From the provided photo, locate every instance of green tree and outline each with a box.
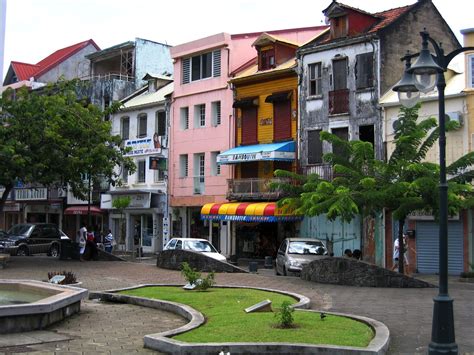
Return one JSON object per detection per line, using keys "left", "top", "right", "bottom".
{"left": 276, "top": 104, "right": 474, "bottom": 274}
{"left": 112, "top": 196, "right": 131, "bottom": 247}
{"left": 0, "top": 80, "right": 136, "bottom": 213}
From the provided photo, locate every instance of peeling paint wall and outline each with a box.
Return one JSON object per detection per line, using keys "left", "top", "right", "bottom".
{"left": 134, "top": 38, "right": 173, "bottom": 88}
{"left": 89, "top": 39, "right": 172, "bottom": 109}
{"left": 299, "top": 39, "right": 382, "bottom": 162}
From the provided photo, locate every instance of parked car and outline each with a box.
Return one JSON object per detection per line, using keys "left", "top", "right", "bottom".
{"left": 0, "top": 223, "right": 63, "bottom": 257}
{"left": 164, "top": 238, "right": 227, "bottom": 262}
{"left": 275, "top": 238, "right": 327, "bottom": 276}
{"left": 0, "top": 230, "right": 7, "bottom": 239}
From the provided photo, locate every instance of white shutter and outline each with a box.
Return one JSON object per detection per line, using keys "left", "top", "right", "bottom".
{"left": 213, "top": 50, "right": 221, "bottom": 77}
{"left": 182, "top": 57, "right": 190, "bottom": 84}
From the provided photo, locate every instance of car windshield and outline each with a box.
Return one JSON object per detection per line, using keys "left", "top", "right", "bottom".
{"left": 288, "top": 241, "right": 325, "bottom": 255}
{"left": 7, "top": 224, "right": 33, "bottom": 236}
{"left": 184, "top": 240, "right": 217, "bottom": 253}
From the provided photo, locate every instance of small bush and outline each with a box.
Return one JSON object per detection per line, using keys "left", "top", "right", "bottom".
{"left": 181, "top": 262, "right": 201, "bottom": 285}
{"left": 274, "top": 300, "right": 294, "bottom": 328}
{"left": 181, "top": 262, "right": 215, "bottom": 291}
{"left": 196, "top": 271, "right": 215, "bottom": 291}
{"left": 48, "top": 270, "right": 77, "bottom": 284}
{"left": 460, "top": 271, "right": 474, "bottom": 278}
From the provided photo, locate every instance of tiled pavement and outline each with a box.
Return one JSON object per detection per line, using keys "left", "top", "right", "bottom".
{"left": 1, "top": 256, "right": 473, "bottom": 354}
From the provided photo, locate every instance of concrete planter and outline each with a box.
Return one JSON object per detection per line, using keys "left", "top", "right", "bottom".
{"left": 91, "top": 284, "right": 390, "bottom": 354}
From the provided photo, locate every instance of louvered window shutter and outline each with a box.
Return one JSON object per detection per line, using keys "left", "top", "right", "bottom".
{"left": 213, "top": 50, "right": 221, "bottom": 77}
{"left": 182, "top": 58, "right": 190, "bottom": 84}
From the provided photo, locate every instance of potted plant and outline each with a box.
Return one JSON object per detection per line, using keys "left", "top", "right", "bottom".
{"left": 47, "top": 270, "right": 81, "bottom": 286}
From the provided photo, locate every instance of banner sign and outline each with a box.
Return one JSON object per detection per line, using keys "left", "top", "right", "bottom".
{"left": 124, "top": 136, "right": 162, "bottom": 156}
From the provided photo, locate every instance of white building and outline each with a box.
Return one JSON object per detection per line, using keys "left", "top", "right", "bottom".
{"left": 104, "top": 74, "right": 173, "bottom": 253}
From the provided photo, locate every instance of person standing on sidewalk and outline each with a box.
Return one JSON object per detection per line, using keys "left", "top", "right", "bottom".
{"left": 77, "top": 224, "right": 87, "bottom": 261}
{"left": 104, "top": 229, "right": 115, "bottom": 254}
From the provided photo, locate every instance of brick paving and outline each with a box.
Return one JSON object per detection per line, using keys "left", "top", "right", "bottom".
{"left": 1, "top": 256, "right": 473, "bottom": 354}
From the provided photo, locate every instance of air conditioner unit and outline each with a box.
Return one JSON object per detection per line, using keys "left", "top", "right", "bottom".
{"left": 445, "top": 111, "right": 463, "bottom": 127}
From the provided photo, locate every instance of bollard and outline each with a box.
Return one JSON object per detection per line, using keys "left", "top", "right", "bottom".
{"left": 264, "top": 256, "right": 273, "bottom": 269}
{"left": 248, "top": 261, "right": 258, "bottom": 273}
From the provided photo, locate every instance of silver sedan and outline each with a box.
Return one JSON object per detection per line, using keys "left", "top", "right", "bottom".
{"left": 275, "top": 238, "right": 327, "bottom": 276}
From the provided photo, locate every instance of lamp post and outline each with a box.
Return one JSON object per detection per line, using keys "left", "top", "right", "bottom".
{"left": 393, "top": 29, "right": 474, "bottom": 355}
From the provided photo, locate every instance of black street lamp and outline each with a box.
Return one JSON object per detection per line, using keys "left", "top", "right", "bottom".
{"left": 393, "top": 29, "right": 474, "bottom": 355}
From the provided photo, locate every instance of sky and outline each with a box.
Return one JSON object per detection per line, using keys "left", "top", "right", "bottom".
{"left": 2, "top": 0, "right": 473, "bottom": 81}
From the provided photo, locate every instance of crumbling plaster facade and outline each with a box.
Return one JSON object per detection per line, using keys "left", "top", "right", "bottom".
{"left": 298, "top": 39, "right": 382, "bottom": 161}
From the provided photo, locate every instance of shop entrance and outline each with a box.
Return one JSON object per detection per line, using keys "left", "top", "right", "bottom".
{"left": 236, "top": 222, "right": 279, "bottom": 259}
{"left": 131, "top": 214, "right": 154, "bottom": 254}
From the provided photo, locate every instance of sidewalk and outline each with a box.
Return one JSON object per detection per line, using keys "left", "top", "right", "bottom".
{"left": 1, "top": 256, "right": 473, "bottom": 354}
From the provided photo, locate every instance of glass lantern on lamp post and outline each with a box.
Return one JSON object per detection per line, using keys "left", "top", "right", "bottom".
{"left": 392, "top": 53, "right": 420, "bottom": 108}
{"left": 393, "top": 29, "right": 474, "bottom": 355}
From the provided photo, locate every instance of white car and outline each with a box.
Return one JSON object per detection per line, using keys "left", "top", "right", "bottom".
{"left": 164, "top": 238, "right": 227, "bottom": 262}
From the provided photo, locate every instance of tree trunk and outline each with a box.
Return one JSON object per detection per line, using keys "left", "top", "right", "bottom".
{"left": 397, "top": 219, "right": 405, "bottom": 275}
{"left": 0, "top": 183, "right": 13, "bottom": 214}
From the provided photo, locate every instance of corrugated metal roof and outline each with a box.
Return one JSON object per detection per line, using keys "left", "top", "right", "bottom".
{"left": 10, "top": 39, "right": 99, "bottom": 81}
{"left": 34, "top": 39, "right": 99, "bottom": 77}
{"left": 231, "top": 58, "right": 297, "bottom": 82}
{"left": 11, "top": 61, "right": 39, "bottom": 81}
{"left": 121, "top": 82, "right": 173, "bottom": 110}
{"left": 252, "top": 32, "right": 300, "bottom": 48}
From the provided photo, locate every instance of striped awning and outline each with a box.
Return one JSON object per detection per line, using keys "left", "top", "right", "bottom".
{"left": 201, "top": 202, "right": 302, "bottom": 223}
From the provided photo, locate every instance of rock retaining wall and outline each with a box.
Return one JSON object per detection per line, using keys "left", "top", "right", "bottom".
{"left": 301, "top": 257, "right": 435, "bottom": 288}
{"left": 156, "top": 250, "right": 247, "bottom": 273}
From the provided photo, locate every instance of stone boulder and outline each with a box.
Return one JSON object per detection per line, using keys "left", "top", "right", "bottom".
{"left": 156, "top": 249, "right": 247, "bottom": 273}
{"left": 301, "top": 257, "right": 435, "bottom": 288}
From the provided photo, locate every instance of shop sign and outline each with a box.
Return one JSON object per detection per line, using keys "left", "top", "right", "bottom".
{"left": 100, "top": 194, "right": 112, "bottom": 209}
{"left": 124, "top": 137, "right": 162, "bottom": 156}
{"left": 15, "top": 188, "right": 47, "bottom": 201}
{"left": 408, "top": 210, "right": 459, "bottom": 220}
{"left": 2, "top": 203, "right": 20, "bottom": 212}
{"left": 218, "top": 151, "right": 295, "bottom": 164}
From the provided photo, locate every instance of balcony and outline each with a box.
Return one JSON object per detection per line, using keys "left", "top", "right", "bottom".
{"left": 193, "top": 176, "right": 205, "bottom": 195}
{"left": 301, "top": 164, "right": 333, "bottom": 181}
{"left": 227, "top": 178, "right": 292, "bottom": 201}
{"left": 329, "top": 89, "right": 349, "bottom": 115}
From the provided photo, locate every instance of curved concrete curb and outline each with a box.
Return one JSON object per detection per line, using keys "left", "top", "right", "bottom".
{"left": 91, "top": 284, "right": 389, "bottom": 354}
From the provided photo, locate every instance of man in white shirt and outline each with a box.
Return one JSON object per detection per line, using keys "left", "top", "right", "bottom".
{"left": 77, "top": 224, "right": 87, "bottom": 261}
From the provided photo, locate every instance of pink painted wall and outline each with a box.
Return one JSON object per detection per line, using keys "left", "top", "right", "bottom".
{"left": 169, "top": 26, "right": 328, "bottom": 205}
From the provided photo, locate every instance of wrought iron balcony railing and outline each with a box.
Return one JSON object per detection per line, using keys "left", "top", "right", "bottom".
{"left": 227, "top": 177, "right": 293, "bottom": 201}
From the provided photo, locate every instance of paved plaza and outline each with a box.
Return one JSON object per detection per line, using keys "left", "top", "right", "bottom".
{"left": 1, "top": 256, "right": 473, "bottom": 354}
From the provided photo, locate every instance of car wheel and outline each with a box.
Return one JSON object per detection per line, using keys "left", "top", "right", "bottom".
{"left": 282, "top": 266, "right": 287, "bottom": 276}
{"left": 17, "top": 246, "right": 29, "bottom": 256}
{"left": 49, "top": 244, "right": 60, "bottom": 258}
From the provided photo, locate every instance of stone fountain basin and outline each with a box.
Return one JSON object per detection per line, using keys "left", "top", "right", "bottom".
{"left": 0, "top": 279, "right": 88, "bottom": 333}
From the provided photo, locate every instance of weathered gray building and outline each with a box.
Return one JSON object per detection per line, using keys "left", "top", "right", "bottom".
{"left": 296, "top": 0, "right": 460, "bottom": 263}
{"left": 84, "top": 38, "right": 173, "bottom": 112}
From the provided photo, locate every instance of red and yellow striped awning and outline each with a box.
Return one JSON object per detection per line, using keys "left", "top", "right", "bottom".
{"left": 201, "top": 202, "right": 302, "bottom": 223}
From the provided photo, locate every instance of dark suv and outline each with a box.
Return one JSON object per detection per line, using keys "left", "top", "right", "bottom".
{"left": 0, "top": 223, "right": 62, "bottom": 257}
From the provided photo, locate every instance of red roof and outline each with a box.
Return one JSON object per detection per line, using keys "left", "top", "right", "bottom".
{"left": 10, "top": 39, "right": 100, "bottom": 81}
{"left": 369, "top": 5, "right": 413, "bottom": 33}
{"left": 11, "top": 61, "right": 39, "bottom": 81}
{"left": 317, "top": 3, "right": 414, "bottom": 45}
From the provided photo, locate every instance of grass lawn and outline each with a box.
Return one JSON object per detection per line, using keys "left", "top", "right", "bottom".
{"left": 121, "top": 286, "right": 374, "bottom": 347}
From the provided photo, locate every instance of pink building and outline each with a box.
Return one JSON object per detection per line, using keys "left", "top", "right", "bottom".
{"left": 169, "top": 27, "right": 326, "bottom": 254}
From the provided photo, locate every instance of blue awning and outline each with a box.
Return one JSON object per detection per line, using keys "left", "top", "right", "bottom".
{"left": 217, "top": 141, "right": 295, "bottom": 164}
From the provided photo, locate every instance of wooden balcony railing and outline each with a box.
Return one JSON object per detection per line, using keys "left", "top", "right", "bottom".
{"left": 329, "top": 89, "right": 349, "bottom": 115}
